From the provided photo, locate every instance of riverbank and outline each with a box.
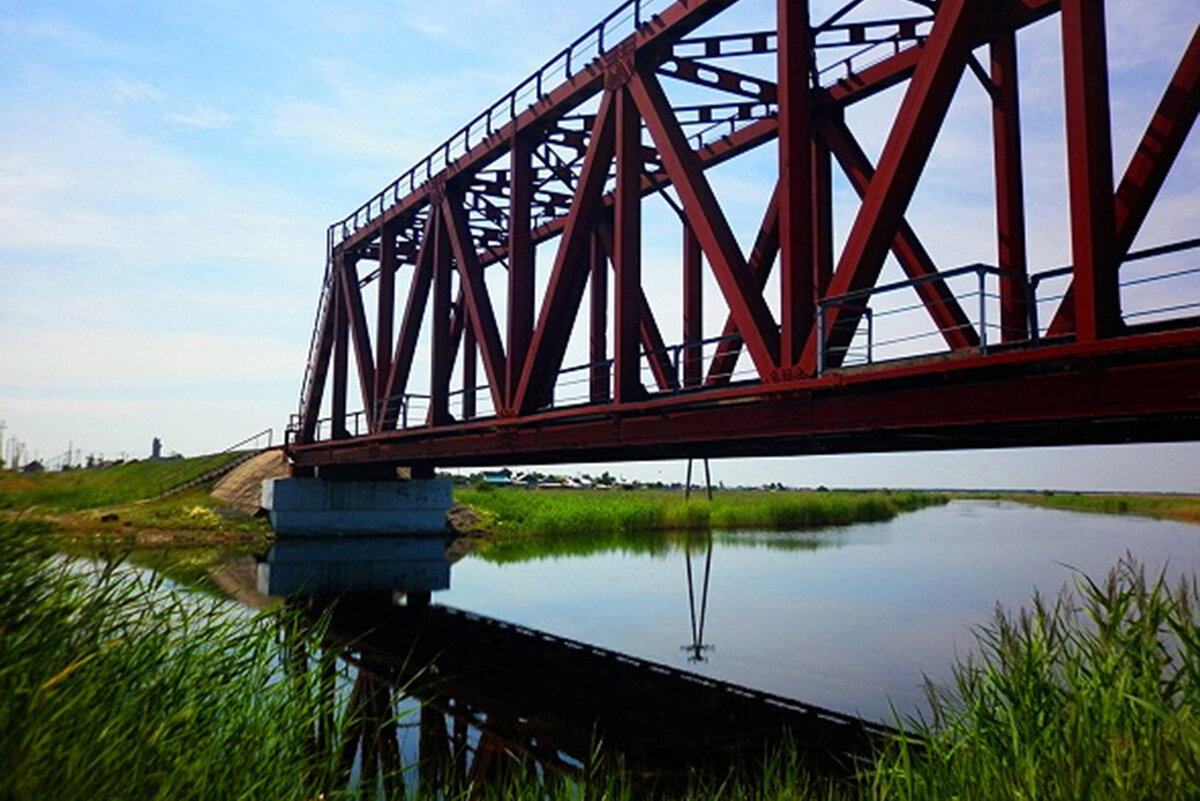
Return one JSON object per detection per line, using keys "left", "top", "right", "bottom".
{"left": 0, "top": 454, "right": 273, "bottom": 547}
{"left": 994, "top": 491, "right": 1200, "bottom": 524}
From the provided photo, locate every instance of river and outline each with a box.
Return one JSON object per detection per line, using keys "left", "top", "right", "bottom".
{"left": 256, "top": 499, "right": 1200, "bottom": 787}
{"left": 428, "top": 500, "right": 1199, "bottom": 720}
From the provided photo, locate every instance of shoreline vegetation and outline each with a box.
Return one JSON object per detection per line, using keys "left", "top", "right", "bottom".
{"left": 3, "top": 514, "right": 1197, "bottom": 799}
{"left": 981, "top": 491, "right": 1200, "bottom": 524}
{"left": 456, "top": 488, "right": 948, "bottom": 562}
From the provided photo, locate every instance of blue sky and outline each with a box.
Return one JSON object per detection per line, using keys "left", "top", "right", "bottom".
{"left": 1, "top": 0, "right": 1197, "bottom": 490}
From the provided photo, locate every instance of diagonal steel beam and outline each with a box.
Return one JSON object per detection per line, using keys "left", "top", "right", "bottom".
{"left": 514, "top": 92, "right": 617, "bottom": 415}
{"left": 802, "top": 0, "right": 986, "bottom": 374}
{"left": 442, "top": 190, "right": 508, "bottom": 415}
{"left": 632, "top": 69, "right": 781, "bottom": 376}
{"left": 299, "top": 280, "right": 337, "bottom": 444}
{"left": 338, "top": 254, "right": 377, "bottom": 430}
{"left": 705, "top": 183, "right": 780, "bottom": 386}
{"left": 381, "top": 210, "right": 437, "bottom": 431}
{"left": 817, "top": 113, "right": 979, "bottom": 349}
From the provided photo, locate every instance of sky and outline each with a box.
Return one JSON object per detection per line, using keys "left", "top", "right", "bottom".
{"left": 0, "top": 0, "right": 1197, "bottom": 491}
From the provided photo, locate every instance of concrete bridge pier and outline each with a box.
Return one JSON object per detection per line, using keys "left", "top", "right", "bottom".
{"left": 262, "top": 465, "right": 452, "bottom": 536}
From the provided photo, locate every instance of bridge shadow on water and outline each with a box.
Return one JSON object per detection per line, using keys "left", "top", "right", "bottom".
{"left": 260, "top": 535, "right": 896, "bottom": 798}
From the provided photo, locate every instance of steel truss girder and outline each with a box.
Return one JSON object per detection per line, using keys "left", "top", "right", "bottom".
{"left": 295, "top": 0, "right": 1197, "bottom": 468}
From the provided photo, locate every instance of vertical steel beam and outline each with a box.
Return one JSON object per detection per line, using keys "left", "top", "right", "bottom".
{"left": 778, "top": 0, "right": 815, "bottom": 366}
{"left": 631, "top": 70, "right": 781, "bottom": 376}
{"left": 1048, "top": 28, "right": 1200, "bottom": 336}
{"left": 802, "top": 0, "right": 983, "bottom": 373}
{"left": 430, "top": 206, "right": 453, "bottom": 426}
{"left": 589, "top": 231, "right": 610, "bottom": 403}
{"left": 338, "top": 254, "right": 377, "bottom": 430}
{"left": 331, "top": 273, "right": 349, "bottom": 440}
{"left": 507, "top": 135, "right": 535, "bottom": 409}
{"left": 463, "top": 326, "right": 477, "bottom": 420}
{"left": 614, "top": 85, "right": 643, "bottom": 403}
{"left": 811, "top": 131, "right": 833, "bottom": 302}
{"left": 596, "top": 218, "right": 679, "bottom": 392}
{"left": 991, "top": 33, "right": 1030, "bottom": 342}
{"left": 683, "top": 224, "right": 703, "bottom": 388}
{"left": 376, "top": 224, "right": 397, "bottom": 415}
{"left": 1061, "top": 0, "right": 1120, "bottom": 340}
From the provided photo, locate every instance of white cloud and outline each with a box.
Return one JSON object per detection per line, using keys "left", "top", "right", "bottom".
{"left": 166, "top": 106, "right": 233, "bottom": 130}
{"left": 111, "top": 77, "right": 167, "bottom": 105}
{"left": 0, "top": 327, "right": 305, "bottom": 391}
{"left": 0, "top": 106, "right": 317, "bottom": 269}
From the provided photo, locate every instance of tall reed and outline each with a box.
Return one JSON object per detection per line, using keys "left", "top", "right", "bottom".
{"left": 872, "top": 558, "right": 1200, "bottom": 800}
{"left": 457, "top": 488, "right": 946, "bottom": 542}
{"left": 0, "top": 518, "right": 347, "bottom": 801}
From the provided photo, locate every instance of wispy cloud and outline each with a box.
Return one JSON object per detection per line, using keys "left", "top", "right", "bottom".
{"left": 166, "top": 105, "right": 233, "bottom": 130}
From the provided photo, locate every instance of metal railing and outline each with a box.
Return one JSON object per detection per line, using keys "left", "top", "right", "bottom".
{"left": 816, "top": 262, "right": 1002, "bottom": 375}
{"left": 812, "top": 237, "right": 1200, "bottom": 374}
{"left": 1028, "top": 236, "right": 1200, "bottom": 339}
{"left": 328, "top": 0, "right": 675, "bottom": 248}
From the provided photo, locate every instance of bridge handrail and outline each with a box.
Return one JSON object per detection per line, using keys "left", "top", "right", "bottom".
{"left": 328, "top": 0, "right": 676, "bottom": 248}
{"left": 813, "top": 236, "right": 1200, "bottom": 374}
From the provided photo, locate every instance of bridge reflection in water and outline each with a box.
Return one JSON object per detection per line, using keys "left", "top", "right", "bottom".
{"left": 261, "top": 536, "right": 897, "bottom": 796}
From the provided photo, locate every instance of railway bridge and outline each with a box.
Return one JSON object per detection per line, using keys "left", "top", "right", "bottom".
{"left": 280, "top": 0, "right": 1199, "bottom": 503}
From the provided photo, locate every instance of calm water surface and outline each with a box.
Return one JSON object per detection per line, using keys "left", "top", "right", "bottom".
{"left": 434, "top": 500, "right": 1200, "bottom": 721}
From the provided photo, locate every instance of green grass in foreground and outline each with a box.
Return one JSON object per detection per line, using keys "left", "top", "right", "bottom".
{"left": 0, "top": 452, "right": 244, "bottom": 512}
{"left": 1000, "top": 492, "right": 1200, "bottom": 524}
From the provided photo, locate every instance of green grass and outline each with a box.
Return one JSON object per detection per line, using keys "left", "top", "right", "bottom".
{"left": 457, "top": 488, "right": 946, "bottom": 562}
{"left": 997, "top": 492, "right": 1200, "bottom": 524}
{"left": 0, "top": 452, "right": 245, "bottom": 512}
{"left": 0, "top": 517, "right": 354, "bottom": 801}
{"left": 871, "top": 559, "right": 1200, "bottom": 800}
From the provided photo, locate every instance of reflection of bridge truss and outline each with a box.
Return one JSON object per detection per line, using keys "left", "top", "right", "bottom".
{"left": 298, "top": 600, "right": 894, "bottom": 794}
{"left": 289, "top": 0, "right": 1200, "bottom": 473}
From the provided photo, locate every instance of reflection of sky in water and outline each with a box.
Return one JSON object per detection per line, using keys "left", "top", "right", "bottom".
{"left": 439, "top": 501, "right": 1200, "bottom": 721}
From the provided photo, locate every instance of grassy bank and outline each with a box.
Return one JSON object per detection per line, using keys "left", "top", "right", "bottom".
{"left": 456, "top": 488, "right": 946, "bottom": 558}
{"left": 0, "top": 452, "right": 243, "bottom": 512}
{"left": 0, "top": 455, "right": 271, "bottom": 548}
{"left": 998, "top": 492, "right": 1200, "bottom": 524}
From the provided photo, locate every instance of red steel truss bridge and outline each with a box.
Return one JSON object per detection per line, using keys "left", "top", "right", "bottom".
{"left": 287, "top": 0, "right": 1200, "bottom": 474}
